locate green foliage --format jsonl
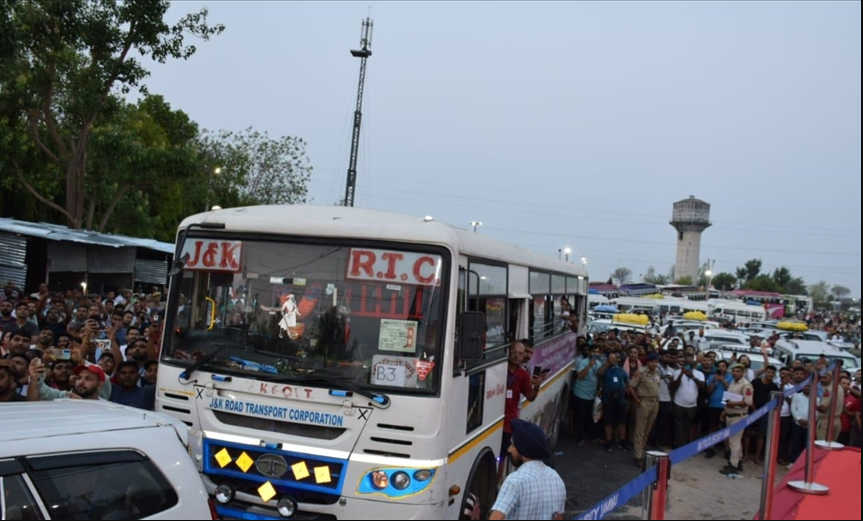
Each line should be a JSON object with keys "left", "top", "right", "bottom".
{"left": 711, "top": 272, "right": 737, "bottom": 291}
{"left": 831, "top": 285, "right": 851, "bottom": 298}
{"left": 643, "top": 266, "right": 670, "bottom": 285}
{"left": 744, "top": 274, "right": 780, "bottom": 293}
{"left": 743, "top": 259, "right": 762, "bottom": 282}
{"left": 0, "top": 0, "right": 223, "bottom": 228}
{"left": 198, "top": 128, "right": 313, "bottom": 208}
{"left": 809, "top": 281, "right": 831, "bottom": 304}
{"left": 675, "top": 275, "right": 694, "bottom": 286}
{"left": 611, "top": 267, "right": 632, "bottom": 285}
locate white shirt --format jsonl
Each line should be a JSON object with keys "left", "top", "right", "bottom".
{"left": 659, "top": 365, "right": 675, "bottom": 403}
{"left": 672, "top": 368, "right": 705, "bottom": 408}
{"left": 791, "top": 393, "right": 812, "bottom": 425}
{"left": 781, "top": 383, "right": 795, "bottom": 417}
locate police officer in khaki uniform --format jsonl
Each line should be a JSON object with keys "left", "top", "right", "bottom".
{"left": 630, "top": 353, "right": 662, "bottom": 466}
{"left": 720, "top": 364, "right": 754, "bottom": 475}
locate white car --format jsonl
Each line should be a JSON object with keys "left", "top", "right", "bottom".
{"left": 0, "top": 400, "right": 213, "bottom": 520}
{"left": 773, "top": 339, "right": 861, "bottom": 370}
{"left": 700, "top": 329, "right": 751, "bottom": 347}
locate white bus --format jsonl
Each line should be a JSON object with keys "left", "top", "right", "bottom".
{"left": 155, "top": 205, "right": 588, "bottom": 520}
{"left": 610, "top": 297, "right": 659, "bottom": 315}
{"left": 708, "top": 299, "right": 767, "bottom": 323}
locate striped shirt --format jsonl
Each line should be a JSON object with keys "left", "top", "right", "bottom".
{"left": 491, "top": 461, "right": 566, "bottom": 520}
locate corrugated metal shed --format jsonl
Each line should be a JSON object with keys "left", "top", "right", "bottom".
{"left": 47, "top": 242, "right": 88, "bottom": 273}
{"left": 0, "top": 218, "right": 174, "bottom": 254}
{"left": 88, "top": 246, "right": 136, "bottom": 274}
{"left": 0, "top": 233, "right": 28, "bottom": 288}
{"left": 135, "top": 258, "right": 168, "bottom": 285}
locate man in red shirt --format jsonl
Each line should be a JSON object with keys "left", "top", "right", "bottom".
{"left": 499, "top": 341, "right": 540, "bottom": 481}
{"left": 839, "top": 376, "right": 860, "bottom": 446}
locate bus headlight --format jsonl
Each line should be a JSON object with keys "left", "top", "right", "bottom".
{"left": 371, "top": 471, "right": 389, "bottom": 489}
{"left": 391, "top": 472, "right": 411, "bottom": 490}
{"left": 358, "top": 468, "right": 436, "bottom": 499}
{"left": 215, "top": 484, "right": 234, "bottom": 504}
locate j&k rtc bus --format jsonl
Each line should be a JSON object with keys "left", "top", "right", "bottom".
{"left": 155, "top": 205, "right": 588, "bottom": 520}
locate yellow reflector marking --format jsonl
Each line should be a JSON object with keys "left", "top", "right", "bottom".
{"left": 215, "top": 449, "right": 232, "bottom": 469}
{"left": 292, "top": 461, "right": 310, "bottom": 481}
{"left": 236, "top": 452, "right": 254, "bottom": 473}
{"left": 314, "top": 466, "right": 332, "bottom": 484}
{"left": 258, "top": 481, "right": 277, "bottom": 502}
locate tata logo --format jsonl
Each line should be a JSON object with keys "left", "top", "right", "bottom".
{"left": 255, "top": 454, "right": 288, "bottom": 479}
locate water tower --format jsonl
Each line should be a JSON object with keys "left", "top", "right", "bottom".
{"left": 670, "top": 196, "right": 711, "bottom": 284}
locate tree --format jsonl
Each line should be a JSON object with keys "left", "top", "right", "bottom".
{"left": 643, "top": 266, "right": 670, "bottom": 285}
{"left": 745, "top": 275, "right": 780, "bottom": 293}
{"left": 711, "top": 272, "right": 737, "bottom": 292}
{"left": 785, "top": 277, "right": 807, "bottom": 296}
{"left": 772, "top": 267, "right": 793, "bottom": 291}
{"left": 735, "top": 267, "right": 748, "bottom": 284}
{"left": 85, "top": 95, "right": 201, "bottom": 234}
{"left": 676, "top": 275, "right": 694, "bottom": 286}
{"left": 744, "top": 259, "right": 762, "bottom": 282}
{"left": 808, "top": 281, "right": 831, "bottom": 305}
{"left": 611, "top": 267, "right": 632, "bottom": 285}
{"left": 0, "top": 0, "right": 223, "bottom": 229}
{"left": 831, "top": 285, "right": 851, "bottom": 299}
{"left": 198, "top": 128, "right": 312, "bottom": 208}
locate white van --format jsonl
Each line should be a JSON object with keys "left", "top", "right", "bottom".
{"left": 772, "top": 339, "right": 860, "bottom": 370}
{"left": 0, "top": 400, "right": 213, "bottom": 520}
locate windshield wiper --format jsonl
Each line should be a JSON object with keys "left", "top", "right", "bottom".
{"left": 267, "top": 373, "right": 391, "bottom": 409}
{"left": 179, "top": 344, "right": 229, "bottom": 381}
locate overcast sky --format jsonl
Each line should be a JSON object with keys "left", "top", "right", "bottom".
{"left": 146, "top": 1, "right": 861, "bottom": 297}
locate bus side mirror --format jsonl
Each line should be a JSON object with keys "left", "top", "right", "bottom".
{"left": 459, "top": 311, "right": 485, "bottom": 362}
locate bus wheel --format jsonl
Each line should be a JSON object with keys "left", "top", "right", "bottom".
{"left": 460, "top": 450, "right": 496, "bottom": 521}
{"left": 461, "top": 491, "right": 481, "bottom": 520}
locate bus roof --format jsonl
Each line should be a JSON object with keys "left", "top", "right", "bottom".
{"left": 179, "top": 205, "right": 589, "bottom": 278}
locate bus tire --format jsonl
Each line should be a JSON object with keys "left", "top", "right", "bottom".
{"left": 459, "top": 448, "right": 497, "bottom": 521}
{"left": 548, "top": 386, "right": 570, "bottom": 449}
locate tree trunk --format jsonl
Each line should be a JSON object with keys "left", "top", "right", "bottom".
{"left": 97, "top": 183, "right": 134, "bottom": 233}
{"left": 65, "top": 128, "right": 92, "bottom": 229}
{"left": 86, "top": 200, "right": 96, "bottom": 230}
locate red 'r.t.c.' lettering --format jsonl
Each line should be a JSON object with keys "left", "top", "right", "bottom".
{"left": 413, "top": 256, "right": 438, "bottom": 285}
{"left": 381, "top": 252, "right": 404, "bottom": 280}
{"left": 350, "top": 250, "right": 376, "bottom": 278}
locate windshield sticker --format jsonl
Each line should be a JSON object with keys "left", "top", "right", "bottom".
{"left": 372, "top": 355, "right": 418, "bottom": 388}
{"left": 415, "top": 360, "right": 435, "bottom": 382}
{"left": 347, "top": 249, "right": 442, "bottom": 287}
{"left": 181, "top": 239, "right": 243, "bottom": 272}
{"left": 378, "top": 319, "right": 418, "bottom": 352}
{"left": 207, "top": 397, "right": 345, "bottom": 427}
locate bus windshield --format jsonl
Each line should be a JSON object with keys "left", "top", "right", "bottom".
{"left": 164, "top": 238, "right": 448, "bottom": 394}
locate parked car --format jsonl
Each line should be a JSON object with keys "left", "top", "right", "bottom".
{"left": 0, "top": 400, "right": 214, "bottom": 520}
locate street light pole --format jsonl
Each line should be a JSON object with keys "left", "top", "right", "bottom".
{"left": 470, "top": 221, "right": 482, "bottom": 233}
{"left": 206, "top": 166, "right": 222, "bottom": 212}
{"left": 564, "top": 247, "right": 571, "bottom": 262}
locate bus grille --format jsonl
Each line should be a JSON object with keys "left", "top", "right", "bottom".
{"left": 213, "top": 411, "right": 346, "bottom": 441}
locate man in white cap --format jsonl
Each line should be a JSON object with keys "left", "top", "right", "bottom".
{"left": 490, "top": 420, "right": 566, "bottom": 520}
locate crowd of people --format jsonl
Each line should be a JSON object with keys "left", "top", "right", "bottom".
{"left": 565, "top": 323, "right": 861, "bottom": 475}
{"left": 0, "top": 281, "right": 163, "bottom": 411}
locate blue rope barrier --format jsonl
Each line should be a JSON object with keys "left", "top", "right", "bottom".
{"left": 574, "top": 466, "right": 658, "bottom": 520}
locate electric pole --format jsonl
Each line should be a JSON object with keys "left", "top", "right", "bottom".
{"left": 343, "top": 17, "right": 373, "bottom": 207}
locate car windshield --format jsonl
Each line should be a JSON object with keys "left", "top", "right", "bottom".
{"left": 164, "top": 238, "right": 448, "bottom": 394}
{"left": 795, "top": 354, "right": 859, "bottom": 369}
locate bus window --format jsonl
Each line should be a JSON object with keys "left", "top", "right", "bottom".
{"left": 467, "top": 261, "right": 509, "bottom": 365}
